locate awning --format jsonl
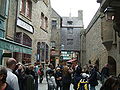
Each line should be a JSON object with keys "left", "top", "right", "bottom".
{"left": 67, "top": 59, "right": 77, "bottom": 63}
{"left": 0, "top": 38, "right": 32, "bottom": 54}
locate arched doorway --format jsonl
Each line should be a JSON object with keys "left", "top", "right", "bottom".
{"left": 108, "top": 56, "right": 116, "bottom": 75}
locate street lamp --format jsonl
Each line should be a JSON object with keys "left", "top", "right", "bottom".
{"left": 104, "top": 7, "right": 115, "bottom": 20}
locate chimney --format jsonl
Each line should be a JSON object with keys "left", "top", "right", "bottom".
{"left": 97, "top": 0, "right": 102, "bottom": 3}
{"left": 78, "top": 10, "right": 83, "bottom": 20}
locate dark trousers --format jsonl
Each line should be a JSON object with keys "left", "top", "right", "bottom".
{"left": 63, "top": 84, "right": 70, "bottom": 90}
{"left": 56, "top": 85, "right": 62, "bottom": 90}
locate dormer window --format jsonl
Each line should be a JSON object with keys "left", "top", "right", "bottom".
{"left": 67, "top": 21, "right": 73, "bottom": 25}
{"left": 52, "top": 20, "right": 57, "bottom": 29}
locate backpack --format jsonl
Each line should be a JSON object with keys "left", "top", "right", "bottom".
{"left": 38, "top": 69, "right": 41, "bottom": 75}
{"left": 77, "top": 79, "right": 89, "bottom": 90}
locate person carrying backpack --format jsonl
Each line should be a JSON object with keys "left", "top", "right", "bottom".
{"left": 88, "top": 65, "right": 98, "bottom": 90}
{"left": 77, "top": 73, "right": 89, "bottom": 90}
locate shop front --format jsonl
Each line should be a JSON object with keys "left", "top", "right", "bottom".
{"left": 0, "top": 37, "right": 32, "bottom": 65}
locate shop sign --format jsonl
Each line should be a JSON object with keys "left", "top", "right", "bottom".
{"left": 0, "top": 38, "right": 32, "bottom": 54}
{"left": 17, "top": 18, "right": 34, "bottom": 33}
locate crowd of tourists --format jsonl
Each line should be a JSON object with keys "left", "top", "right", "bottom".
{"left": 45, "top": 59, "right": 120, "bottom": 90}
{"left": 0, "top": 58, "right": 39, "bottom": 90}
{"left": 0, "top": 57, "right": 120, "bottom": 90}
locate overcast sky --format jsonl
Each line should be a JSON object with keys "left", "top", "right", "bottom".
{"left": 51, "top": 0, "right": 100, "bottom": 28}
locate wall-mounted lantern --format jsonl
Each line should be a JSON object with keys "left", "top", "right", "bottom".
{"left": 104, "top": 7, "right": 115, "bottom": 20}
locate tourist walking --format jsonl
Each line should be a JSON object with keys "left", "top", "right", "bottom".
{"left": 6, "top": 58, "right": 19, "bottom": 90}
{"left": 47, "top": 70, "right": 56, "bottom": 90}
{"left": 29, "top": 65, "right": 38, "bottom": 90}
{"left": 101, "top": 64, "right": 110, "bottom": 84}
{"left": 62, "top": 66, "right": 72, "bottom": 90}
{"left": 24, "top": 67, "right": 35, "bottom": 90}
{"left": 71, "top": 59, "right": 82, "bottom": 90}
{"left": 88, "top": 65, "right": 98, "bottom": 90}
{"left": 15, "top": 63, "right": 25, "bottom": 90}
{"left": 55, "top": 67, "right": 62, "bottom": 90}
{"left": 38, "top": 65, "right": 44, "bottom": 83}
{"left": 0, "top": 66, "right": 14, "bottom": 90}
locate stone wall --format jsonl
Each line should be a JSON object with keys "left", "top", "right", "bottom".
{"left": 85, "top": 9, "right": 108, "bottom": 70}
{"left": 31, "top": 0, "right": 52, "bottom": 63}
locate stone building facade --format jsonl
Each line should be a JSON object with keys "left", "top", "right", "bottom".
{"left": 81, "top": 0, "right": 120, "bottom": 75}
{"left": 50, "top": 8, "right": 62, "bottom": 67}
{"left": 0, "top": 0, "right": 32, "bottom": 65}
{"left": 61, "top": 10, "right": 84, "bottom": 61}
{"left": 98, "top": 0, "right": 120, "bottom": 75}
{"left": 0, "top": 0, "right": 52, "bottom": 65}
{"left": 84, "top": 9, "right": 108, "bottom": 70}
{"left": 31, "top": 0, "right": 52, "bottom": 65}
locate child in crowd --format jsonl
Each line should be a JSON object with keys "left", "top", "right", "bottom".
{"left": 47, "top": 70, "right": 56, "bottom": 90}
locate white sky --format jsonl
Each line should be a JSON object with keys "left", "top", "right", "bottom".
{"left": 51, "top": 0, "right": 100, "bottom": 28}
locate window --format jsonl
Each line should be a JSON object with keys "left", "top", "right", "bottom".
{"left": 22, "top": 53, "right": 31, "bottom": 63}
{"left": 15, "top": 32, "right": 22, "bottom": 44}
{"left": 41, "top": 13, "right": 44, "bottom": 29}
{"left": 51, "top": 41, "right": 56, "bottom": 48}
{"left": 23, "top": 33, "right": 32, "bottom": 47}
{"left": 15, "top": 32, "right": 32, "bottom": 47}
{"left": 41, "top": 42, "right": 45, "bottom": 62}
{"left": 0, "top": 0, "right": 7, "bottom": 16}
{"left": 46, "top": 44, "right": 49, "bottom": 60}
{"left": 45, "top": 17, "right": 48, "bottom": 29}
{"left": 20, "top": 0, "right": 32, "bottom": 19}
{"left": 67, "top": 21, "right": 73, "bottom": 25}
{"left": 52, "top": 20, "right": 57, "bottom": 29}
{"left": 67, "top": 39, "right": 73, "bottom": 45}
{"left": 37, "top": 42, "right": 40, "bottom": 61}
{"left": 40, "top": 13, "right": 48, "bottom": 31}
{"left": 67, "top": 27, "right": 73, "bottom": 34}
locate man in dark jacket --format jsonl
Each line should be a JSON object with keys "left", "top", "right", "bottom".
{"left": 55, "top": 67, "right": 62, "bottom": 90}
{"left": 88, "top": 65, "right": 98, "bottom": 90}
{"left": 71, "top": 59, "right": 82, "bottom": 90}
{"left": 101, "top": 64, "right": 109, "bottom": 84}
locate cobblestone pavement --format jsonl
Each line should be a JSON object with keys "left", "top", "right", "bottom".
{"left": 38, "top": 78, "right": 102, "bottom": 90}
{"left": 38, "top": 78, "right": 47, "bottom": 90}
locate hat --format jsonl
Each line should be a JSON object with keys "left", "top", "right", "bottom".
{"left": 49, "top": 70, "right": 54, "bottom": 74}
{"left": 82, "top": 73, "right": 89, "bottom": 78}
{"left": 56, "top": 67, "right": 60, "bottom": 70}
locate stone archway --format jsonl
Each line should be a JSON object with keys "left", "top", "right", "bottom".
{"left": 108, "top": 56, "right": 116, "bottom": 75}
